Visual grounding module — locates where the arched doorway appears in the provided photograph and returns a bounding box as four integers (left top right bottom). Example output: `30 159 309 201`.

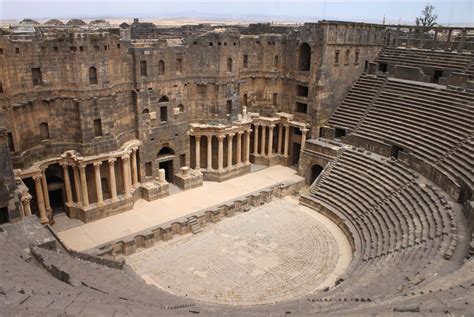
157 147 175 183
310 164 324 185
46 175 65 213
299 43 311 71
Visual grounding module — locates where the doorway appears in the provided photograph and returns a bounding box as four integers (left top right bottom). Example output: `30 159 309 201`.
391 145 404 159
310 165 324 185
159 160 174 183
292 142 301 166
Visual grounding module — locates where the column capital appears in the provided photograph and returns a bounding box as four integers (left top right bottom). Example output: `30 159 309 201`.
122 153 130 160
254 122 261 127
21 195 32 203
269 124 276 129
108 157 117 163
93 161 102 168
284 124 290 128
33 175 42 183
217 135 226 140
78 164 87 170
301 128 309 133
228 133 235 137
59 162 70 168
237 130 244 135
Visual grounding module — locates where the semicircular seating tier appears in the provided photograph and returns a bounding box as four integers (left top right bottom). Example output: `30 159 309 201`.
303 147 461 310
327 74 474 198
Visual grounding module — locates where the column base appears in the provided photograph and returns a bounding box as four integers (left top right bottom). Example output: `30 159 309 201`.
39 216 49 224
202 164 251 182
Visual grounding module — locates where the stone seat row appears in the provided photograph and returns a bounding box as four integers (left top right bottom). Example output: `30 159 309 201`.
0 231 192 315
310 149 455 262
307 151 458 306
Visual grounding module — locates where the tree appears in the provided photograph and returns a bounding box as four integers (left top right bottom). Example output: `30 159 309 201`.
416 4 438 27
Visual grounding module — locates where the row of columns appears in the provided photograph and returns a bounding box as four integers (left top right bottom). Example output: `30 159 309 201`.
253 123 308 157
32 148 139 223
195 130 251 172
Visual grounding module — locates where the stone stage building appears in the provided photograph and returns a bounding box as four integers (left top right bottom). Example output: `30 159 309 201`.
0 19 386 224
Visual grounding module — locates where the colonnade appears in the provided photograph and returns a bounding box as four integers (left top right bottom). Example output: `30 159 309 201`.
252 122 309 157
31 148 139 224
194 129 251 172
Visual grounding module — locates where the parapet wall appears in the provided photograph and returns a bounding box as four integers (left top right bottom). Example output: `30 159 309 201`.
86 179 304 258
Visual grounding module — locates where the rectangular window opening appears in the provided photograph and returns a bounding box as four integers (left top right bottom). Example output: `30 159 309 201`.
296 102 308 114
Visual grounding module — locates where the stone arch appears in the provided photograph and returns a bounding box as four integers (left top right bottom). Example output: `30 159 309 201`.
142 108 150 114
227 57 233 72
89 66 98 85
177 104 185 112
159 95 169 103
298 43 311 71
157 146 175 158
158 60 165 75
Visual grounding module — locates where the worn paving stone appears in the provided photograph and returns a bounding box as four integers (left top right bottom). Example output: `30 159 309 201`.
127 197 341 305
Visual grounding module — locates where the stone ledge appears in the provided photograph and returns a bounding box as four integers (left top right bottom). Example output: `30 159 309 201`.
87 178 304 258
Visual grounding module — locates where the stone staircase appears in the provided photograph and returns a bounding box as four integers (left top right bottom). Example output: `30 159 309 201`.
187 216 202 234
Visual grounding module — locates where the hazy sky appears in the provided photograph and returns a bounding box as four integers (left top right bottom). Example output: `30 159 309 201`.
1 0 473 25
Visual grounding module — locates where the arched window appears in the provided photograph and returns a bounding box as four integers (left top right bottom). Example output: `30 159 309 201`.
298 43 311 71
157 147 175 158
89 66 98 85
344 49 350 65
158 60 165 75
39 122 50 140
142 108 150 114
273 55 279 69
158 95 169 103
177 104 184 112
227 57 232 72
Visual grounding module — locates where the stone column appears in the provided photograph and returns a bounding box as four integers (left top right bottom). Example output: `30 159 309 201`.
261 124 266 157
33 175 48 224
277 123 283 154
131 148 138 186
236 131 243 166
61 163 73 204
207 134 213 170
73 166 82 204
79 164 89 207
268 124 275 156
253 124 259 155
227 133 234 169
93 162 103 205
218 135 225 171
122 154 132 197
301 128 309 151
21 196 32 217
41 169 52 213
284 125 290 157
108 158 118 201
245 129 251 164
195 135 201 170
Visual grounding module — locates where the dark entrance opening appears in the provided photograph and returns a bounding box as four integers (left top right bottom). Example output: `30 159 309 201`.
310 164 324 185
391 145 404 159
335 128 346 139
432 70 443 84
364 60 369 72
378 63 387 73
0 207 8 224
50 189 64 213
45 175 64 214
159 160 174 183
292 142 301 166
